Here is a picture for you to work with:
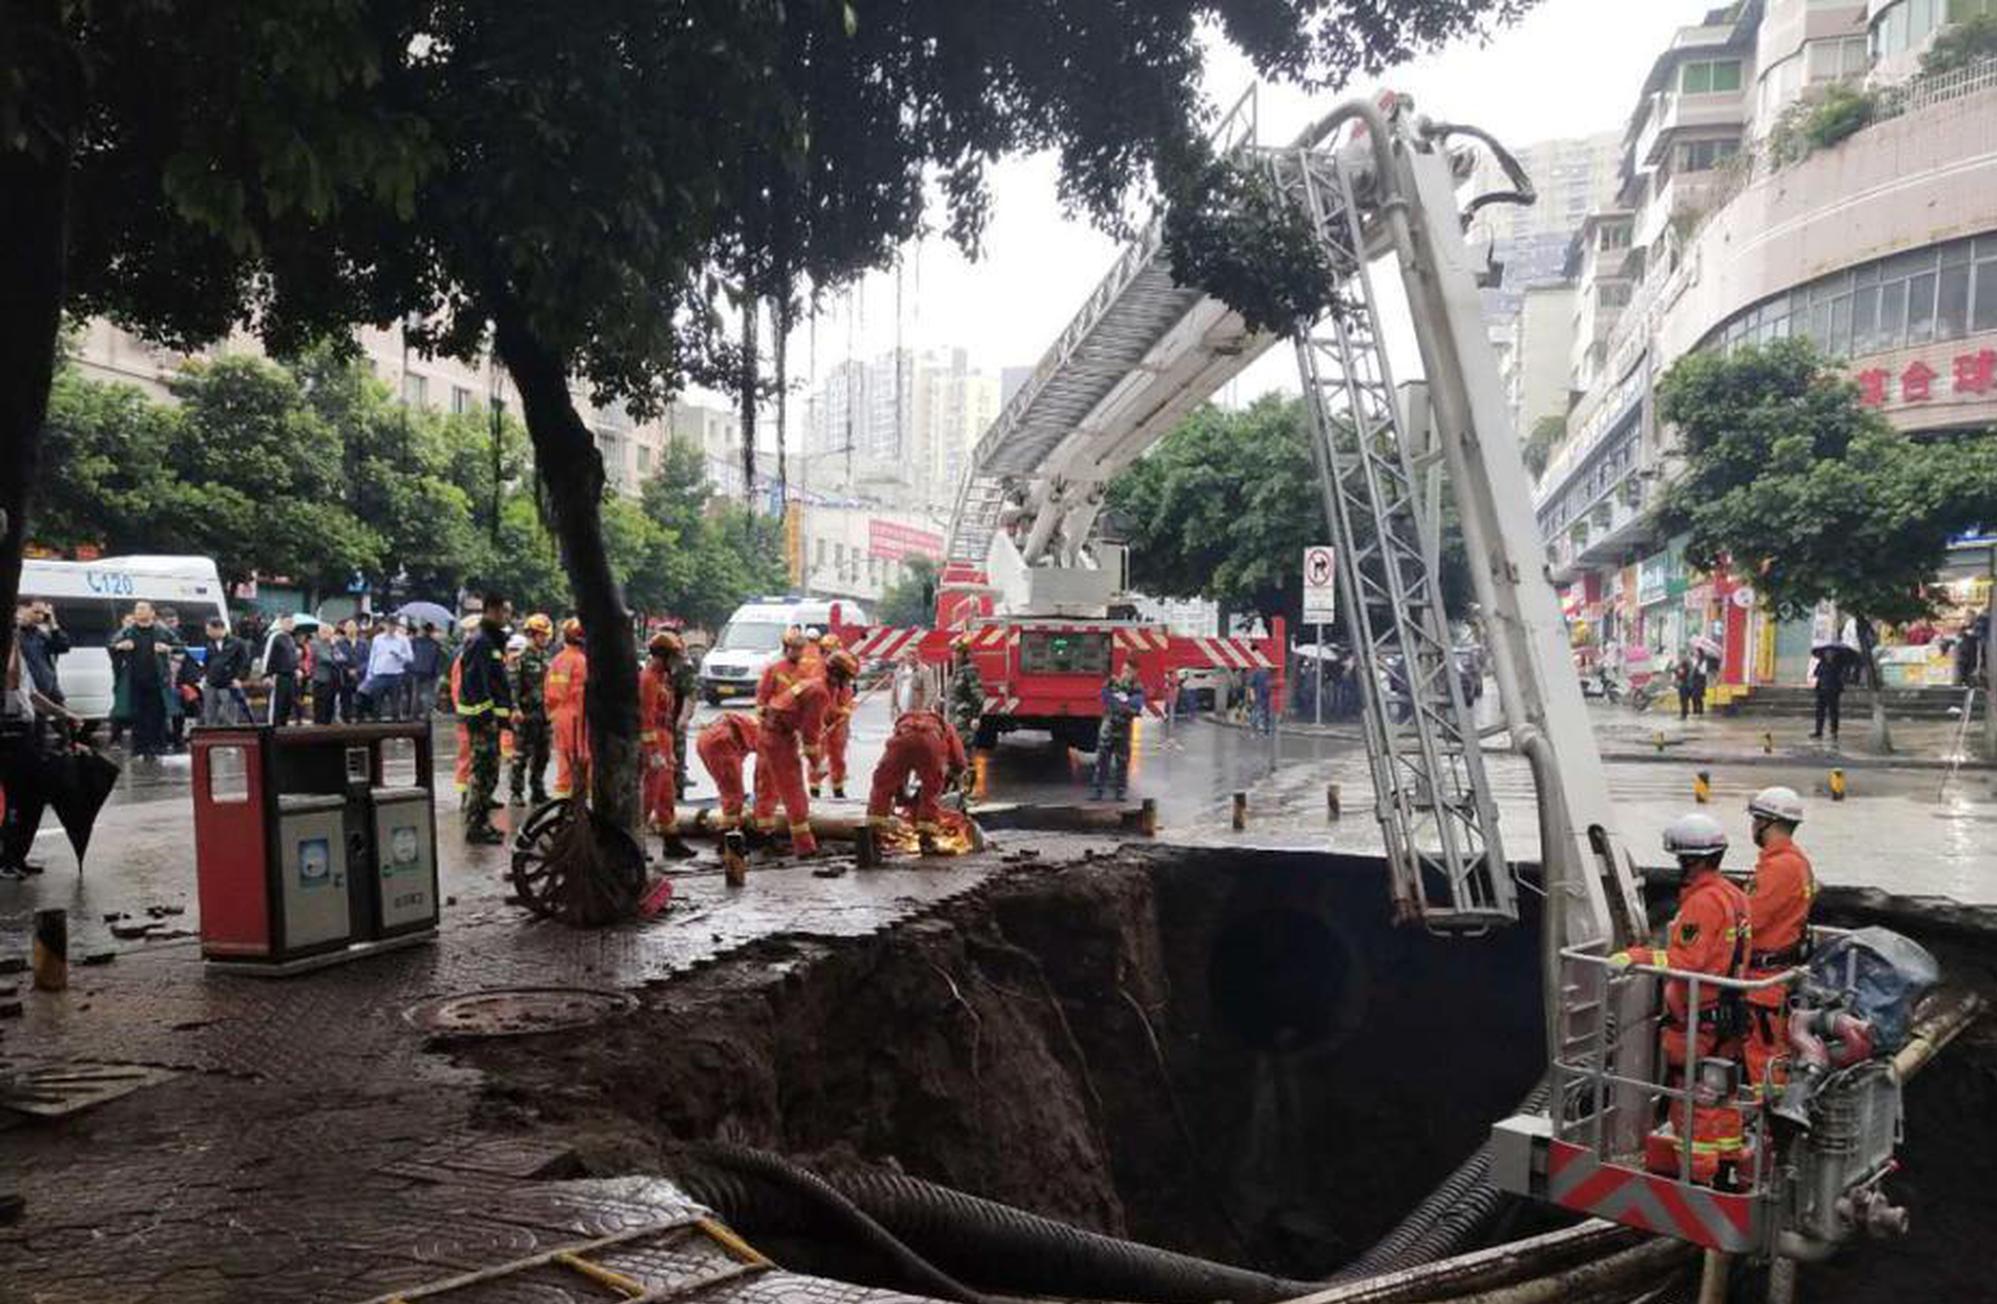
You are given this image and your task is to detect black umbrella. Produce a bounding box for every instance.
[43,743,121,866]
[0,731,120,869]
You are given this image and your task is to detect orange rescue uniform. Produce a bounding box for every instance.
[812,675,856,793]
[546,644,589,799]
[1628,866,1752,1185]
[451,654,472,793]
[753,659,828,853]
[867,711,967,839]
[696,713,760,831]
[1744,839,1817,1092]
[639,662,678,832]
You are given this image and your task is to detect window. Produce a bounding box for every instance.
[402,372,428,407]
[1974,238,1997,334]
[1807,37,1870,82]
[1949,0,1995,21]
[636,444,652,475]
[1600,223,1633,251]
[1937,241,1973,341]
[450,385,473,415]
[1598,282,1633,309]
[1679,59,1743,95]
[1676,138,1740,173]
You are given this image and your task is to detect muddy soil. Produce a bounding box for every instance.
[456,848,1997,1298]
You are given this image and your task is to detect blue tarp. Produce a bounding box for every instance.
[1806,926,1939,1054]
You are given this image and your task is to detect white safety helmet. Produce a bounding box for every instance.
[1747,785,1805,825]
[1662,812,1729,859]
[506,633,529,654]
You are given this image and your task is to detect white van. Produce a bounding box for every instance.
[16,555,229,719]
[699,596,868,703]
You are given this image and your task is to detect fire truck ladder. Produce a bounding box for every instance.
[1267,145,1515,932]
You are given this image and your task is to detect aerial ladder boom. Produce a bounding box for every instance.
[944,90,1944,1270]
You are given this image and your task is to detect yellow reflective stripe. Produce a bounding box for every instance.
[457,700,494,717]
[867,815,894,828]
[1686,1136,1745,1154]
[788,822,812,835]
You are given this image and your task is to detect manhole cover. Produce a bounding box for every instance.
[405,987,638,1038]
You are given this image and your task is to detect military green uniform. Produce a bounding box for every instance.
[456,621,514,843]
[949,659,985,749]
[671,658,698,795]
[509,642,552,804]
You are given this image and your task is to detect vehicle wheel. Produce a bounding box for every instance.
[974,721,1002,751]
[510,799,645,926]
[1057,721,1098,753]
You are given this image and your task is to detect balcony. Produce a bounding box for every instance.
[1635,169,1731,253]
[1634,87,1750,168]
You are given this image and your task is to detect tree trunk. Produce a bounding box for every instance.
[491,309,640,834]
[1857,620,1893,755]
[0,101,73,675]
[739,297,759,507]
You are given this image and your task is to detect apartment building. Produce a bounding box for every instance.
[1532,0,1997,689]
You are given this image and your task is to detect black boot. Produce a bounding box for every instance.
[660,834,698,860]
[832,786,846,799]
[465,821,505,846]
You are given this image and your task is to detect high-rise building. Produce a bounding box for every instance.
[801,347,1002,509]
[1468,131,1624,332]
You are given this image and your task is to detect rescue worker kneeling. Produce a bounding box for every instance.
[1609,813,1754,1188]
[867,708,968,856]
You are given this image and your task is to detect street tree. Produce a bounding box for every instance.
[33,369,182,557]
[1653,338,1996,753]
[5,1,1538,864]
[876,557,942,630]
[1111,394,1474,632]
[166,357,386,593]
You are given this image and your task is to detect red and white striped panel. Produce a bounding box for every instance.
[1546,1141,1758,1253]
[1191,637,1273,671]
[848,627,926,661]
[1111,627,1173,653]
[968,626,1011,651]
[979,695,1022,716]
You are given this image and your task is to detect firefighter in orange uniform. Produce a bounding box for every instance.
[696,712,760,833]
[1610,813,1753,1186]
[640,632,695,859]
[753,629,828,855]
[546,619,590,799]
[1743,786,1816,1095]
[450,613,482,796]
[811,646,859,798]
[867,708,968,856]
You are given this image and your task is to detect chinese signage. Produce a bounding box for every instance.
[1854,349,1997,409]
[867,519,945,562]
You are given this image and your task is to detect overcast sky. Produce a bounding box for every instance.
[707,0,1716,416]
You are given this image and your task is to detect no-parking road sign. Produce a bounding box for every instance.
[1303,546,1337,624]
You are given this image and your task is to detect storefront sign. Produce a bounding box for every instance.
[867,519,945,561]
[1638,554,1670,606]
[1684,583,1713,612]
[1854,349,1997,408]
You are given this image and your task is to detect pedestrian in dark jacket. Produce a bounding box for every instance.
[265,614,301,725]
[200,617,252,726]
[111,602,181,758]
[408,621,445,718]
[310,627,350,724]
[14,599,70,705]
[1811,647,1845,742]
[338,618,365,722]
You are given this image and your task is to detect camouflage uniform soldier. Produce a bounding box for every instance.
[457,594,515,844]
[948,636,985,749]
[509,613,555,805]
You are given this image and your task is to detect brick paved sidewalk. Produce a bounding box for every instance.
[0,800,1073,1303]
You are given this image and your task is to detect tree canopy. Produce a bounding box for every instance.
[1652,338,1997,750]
[1109,393,1473,629]
[875,556,941,630]
[6,0,1541,834]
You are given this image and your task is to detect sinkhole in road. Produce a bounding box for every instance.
[466,846,1551,1279]
[459,845,1997,1300]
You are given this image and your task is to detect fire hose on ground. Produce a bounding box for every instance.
[675,1124,1546,1304]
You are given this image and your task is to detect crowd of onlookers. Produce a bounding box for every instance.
[8,596,455,763]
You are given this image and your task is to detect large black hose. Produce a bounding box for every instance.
[678,1144,1316,1304]
[1327,1073,1553,1281]
[677,1143,995,1304]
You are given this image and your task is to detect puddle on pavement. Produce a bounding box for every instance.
[450,845,1997,1302]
